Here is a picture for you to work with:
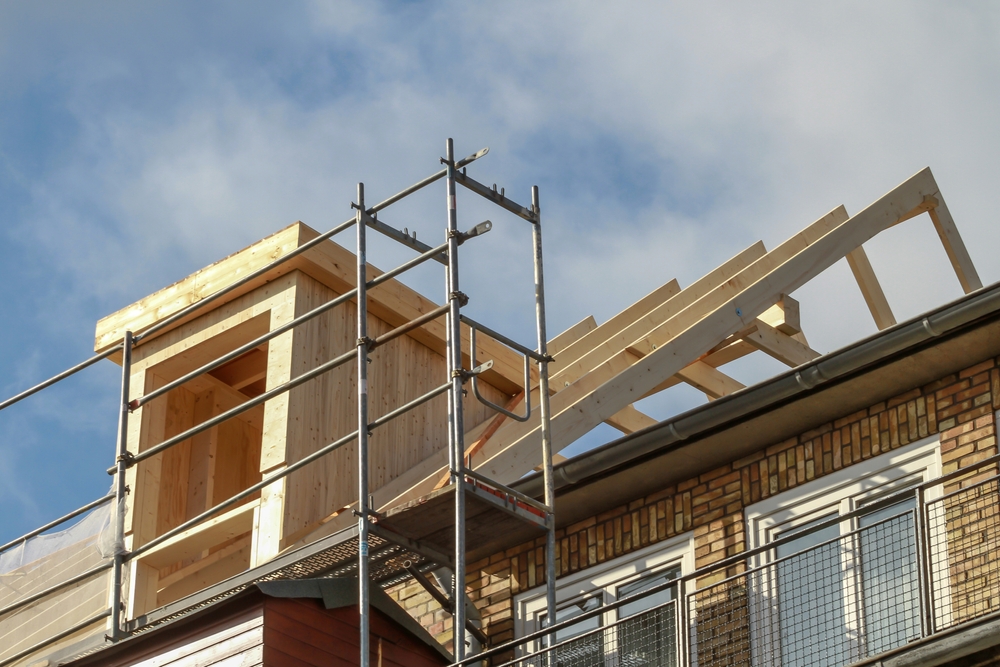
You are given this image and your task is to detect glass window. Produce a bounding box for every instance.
[516,535,693,667]
[746,437,940,667]
[616,567,681,667]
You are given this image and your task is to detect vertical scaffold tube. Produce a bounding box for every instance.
[356,184,371,667]
[532,186,558,627]
[445,138,468,661]
[110,331,132,641]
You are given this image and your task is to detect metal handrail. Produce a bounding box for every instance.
[468,324,532,422]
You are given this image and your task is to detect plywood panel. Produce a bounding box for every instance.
[279,271,509,544]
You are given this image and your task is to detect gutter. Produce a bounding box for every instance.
[515,280,1000,498]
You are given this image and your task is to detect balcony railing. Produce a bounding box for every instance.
[465,454,1000,667]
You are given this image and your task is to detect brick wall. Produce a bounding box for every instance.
[388,357,1000,658]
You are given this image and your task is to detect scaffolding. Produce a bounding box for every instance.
[0,138,557,667]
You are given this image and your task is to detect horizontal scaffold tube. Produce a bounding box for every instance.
[0,492,115,554]
[0,346,121,413]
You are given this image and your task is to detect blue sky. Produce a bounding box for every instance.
[2,2,1000,546]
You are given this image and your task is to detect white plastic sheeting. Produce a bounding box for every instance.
[0,493,123,666]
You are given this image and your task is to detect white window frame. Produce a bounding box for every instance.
[515,531,694,661]
[745,435,946,666]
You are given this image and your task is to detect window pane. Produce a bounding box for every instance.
[859,499,920,655]
[616,568,680,667]
[775,517,853,667]
[540,596,604,667]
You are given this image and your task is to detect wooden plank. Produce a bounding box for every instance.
[210,347,268,391]
[675,361,745,399]
[156,543,252,607]
[550,278,684,373]
[927,197,982,294]
[123,614,263,667]
[139,499,257,569]
[95,224,304,352]
[547,316,597,357]
[474,168,939,485]
[156,536,252,590]
[846,245,896,330]
[604,404,659,434]
[290,348,640,548]
[739,320,820,367]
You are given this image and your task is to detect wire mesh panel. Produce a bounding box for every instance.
[688,509,921,667]
[503,601,677,667]
[926,475,1000,630]
[483,463,1000,667]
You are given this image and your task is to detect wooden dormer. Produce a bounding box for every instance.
[95,222,517,618]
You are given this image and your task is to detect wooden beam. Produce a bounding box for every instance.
[138,500,257,569]
[548,316,598,357]
[341,215,838,525]
[549,278,685,374]
[208,347,268,391]
[618,207,847,365]
[739,320,821,367]
[155,535,252,590]
[926,197,982,294]
[758,295,801,335]
[605,404,660,434]
[476,167,940,484]
[846,245,896,330]
[675,361,745,399]
[550,242,768,389]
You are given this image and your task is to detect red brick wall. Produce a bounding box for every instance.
[389,357,1000,655]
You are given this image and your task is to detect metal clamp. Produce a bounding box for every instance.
[453,360,493,383]
[469,326,531,422]
[449,290,469,307]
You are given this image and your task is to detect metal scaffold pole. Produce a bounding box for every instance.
[356,183,372,667]
[445,137,469,662]
[110,330,133,641]
[531,185,558,627]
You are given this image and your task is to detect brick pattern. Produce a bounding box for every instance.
[387,357,1000,659]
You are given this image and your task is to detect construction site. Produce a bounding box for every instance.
[3,139,1000,667]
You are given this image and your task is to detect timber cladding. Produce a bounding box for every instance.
[63,592,448,667]
[389,356,1000,653]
